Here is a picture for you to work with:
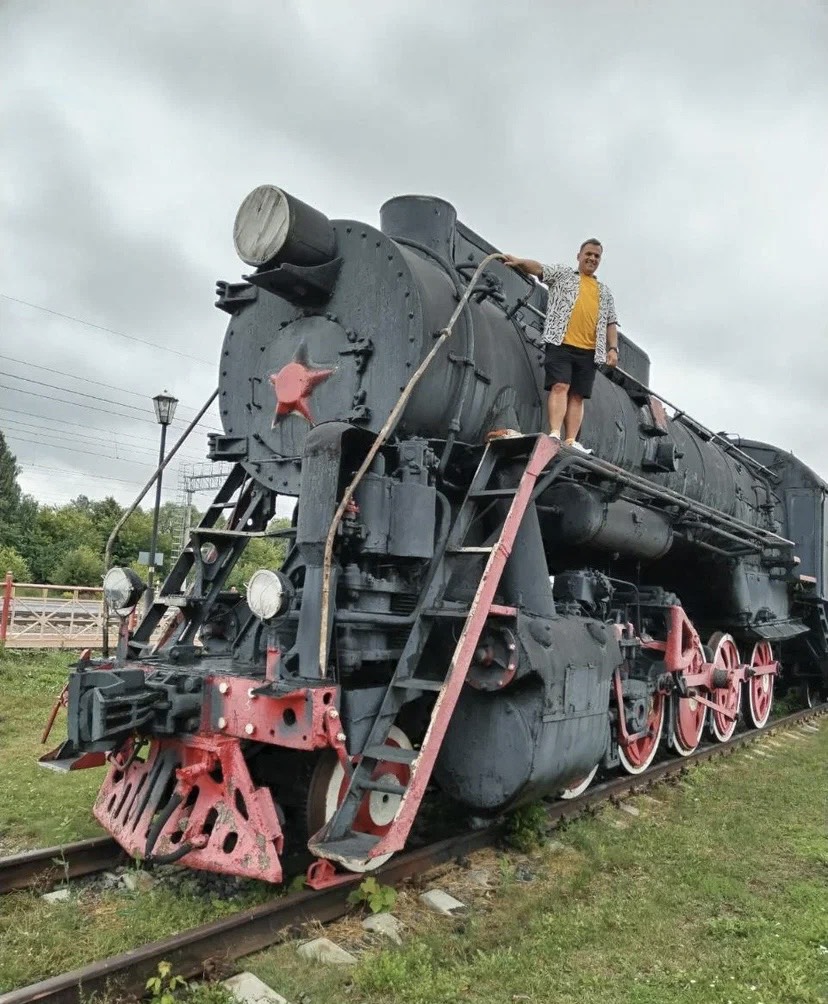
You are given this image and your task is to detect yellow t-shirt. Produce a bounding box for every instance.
[562,275,599,350]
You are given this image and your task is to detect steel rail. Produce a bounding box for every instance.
[2,705,824,1004]
[0,836,123,896]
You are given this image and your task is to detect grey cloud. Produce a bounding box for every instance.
[1,0,827,506]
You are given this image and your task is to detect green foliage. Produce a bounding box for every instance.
[0,433,38,568]
[50,545,104,586]
[288,873,308,893]
[184,984,236,1004]
[347,876,398,914]
[0,437,274,590]
[146,961,187,1004]
[0,431,22,549]
[0,462,180,585]
[226,528,290,590]
[0,544,31,581]
[504,800,549,852]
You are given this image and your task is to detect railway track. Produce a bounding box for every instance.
[0,837,122,895]
[2,704,824,1004]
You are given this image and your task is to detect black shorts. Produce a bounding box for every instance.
[544,343,598,398]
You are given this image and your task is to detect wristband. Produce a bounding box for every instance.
[607,346,618,353]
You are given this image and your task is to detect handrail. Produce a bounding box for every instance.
[316,253,506,677]
[101,389,219,654]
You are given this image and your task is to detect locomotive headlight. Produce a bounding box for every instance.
[233,184,336,269]
[103,567,145,616]
[246,569,291,621]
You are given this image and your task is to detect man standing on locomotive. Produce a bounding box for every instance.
[503,240,619,452]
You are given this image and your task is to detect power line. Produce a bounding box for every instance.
[0,407,209,455]
[1,370,188,420]
[0,352,215,417]
[0,404,210,455]
[0,380,221,435]
[0,418,208,464]
[18,463,180,490]
[0,293,215,366]
[5,431,193,468]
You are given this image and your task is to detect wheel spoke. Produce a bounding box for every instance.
[708,632,741,743]
[747,641,775,728]
[671,691,706,755]
[618,691,666,774]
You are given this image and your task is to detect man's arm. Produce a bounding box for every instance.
[502,255,569,284]
[501,255,543,278]
[604,289,619,367]
[605,322,619,368]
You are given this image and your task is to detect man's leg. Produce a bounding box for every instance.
[547,383,569,437]
[563,393,584,442]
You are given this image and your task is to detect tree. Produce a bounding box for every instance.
[0,431,23,551]
[51,545,104,586]
[27,506,101,583]
[226,523,290,590]
[116,508,174,578]
[0,544,31,582]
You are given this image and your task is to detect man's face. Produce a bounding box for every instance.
[577,243,602,276]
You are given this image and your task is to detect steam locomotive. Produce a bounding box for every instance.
[46,187,828,885]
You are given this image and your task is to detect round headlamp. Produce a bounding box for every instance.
[234,186,291,267]
[103,566,145,616]
[233,184,336,269]
[246,569,291,621]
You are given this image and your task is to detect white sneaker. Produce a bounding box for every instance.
[547,431,561,441]
[565,440,593,454]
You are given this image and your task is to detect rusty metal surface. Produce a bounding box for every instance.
[2,705,824,1004]
[0,837,122,895]
[94,736,285,882]
[202,676,338,750]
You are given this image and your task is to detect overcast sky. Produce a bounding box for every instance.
[2,0,827,516]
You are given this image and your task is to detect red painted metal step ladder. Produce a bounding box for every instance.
[308,433,558,871]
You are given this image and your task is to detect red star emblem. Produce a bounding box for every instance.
[269,343,335,426]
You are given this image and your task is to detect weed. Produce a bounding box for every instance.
[503,800,548,852]
[287,873,307,893]
[185,982,236,1004]
[146,961,186,1004]
[496,854,517,885]
[347,876,397,914]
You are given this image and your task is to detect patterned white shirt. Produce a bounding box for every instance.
[540,263,618,364]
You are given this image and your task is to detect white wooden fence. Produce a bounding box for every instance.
[0,573,118,649]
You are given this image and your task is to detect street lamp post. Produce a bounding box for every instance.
[146,390,178,610]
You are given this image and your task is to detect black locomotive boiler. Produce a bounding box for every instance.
[46,186,828,884]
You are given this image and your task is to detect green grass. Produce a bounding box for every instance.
[248,725,828,1004]
[1,650,825,1001]
[0,650,275,994]
[0,649,105,850]
[0,868,274,993]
